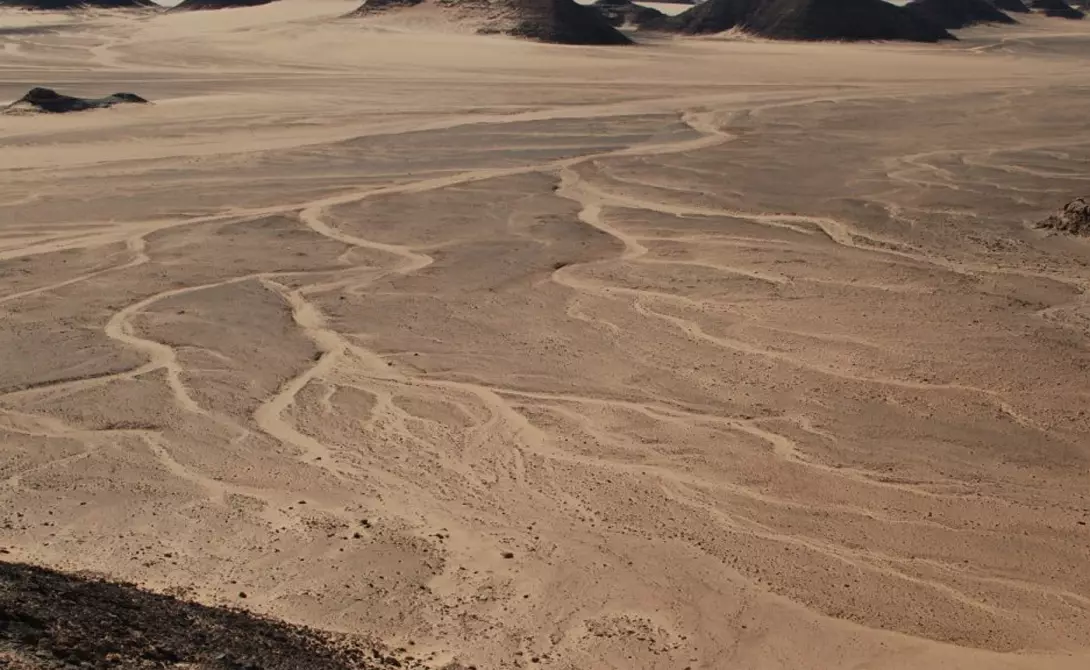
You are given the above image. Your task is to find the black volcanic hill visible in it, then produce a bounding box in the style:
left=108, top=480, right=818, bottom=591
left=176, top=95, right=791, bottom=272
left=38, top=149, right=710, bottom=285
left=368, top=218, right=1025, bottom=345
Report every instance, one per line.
left=0, top=0, right=153, bottom=8
left=992, top=0, right=1031, bottom=12
left=906, top=0, right=1017, bottom=28
left=173, top=0, right=276, bottom=9
left=593, top=0, right=666, bottom=27
left=1030, top=0, right=1085, bottom=16
left=3, top=87, right=149, bottom=113
left=352, top=0, right=633, bottom=45
left=661, top=0, right=954, bottom=41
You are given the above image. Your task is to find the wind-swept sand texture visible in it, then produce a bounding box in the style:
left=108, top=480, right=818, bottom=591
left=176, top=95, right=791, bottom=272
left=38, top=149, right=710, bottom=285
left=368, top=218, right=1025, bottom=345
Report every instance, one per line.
left=1, top=2, right=1090, bottom=669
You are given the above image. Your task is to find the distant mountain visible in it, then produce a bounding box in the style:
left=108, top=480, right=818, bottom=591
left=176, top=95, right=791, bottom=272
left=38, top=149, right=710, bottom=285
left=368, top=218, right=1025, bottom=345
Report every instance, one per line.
left=593, top=0, right=666, bottom=27
left=0, top=0, right=153, bottom=8
left=906, top=0, right=1017, bottom=28
left=172, top=0, right=276, bottom=9
left=4, top=87, right=149, bottom=114
left=992, top=0, right=1031, bottom=12
left=660, top=0, right=954, bottom=42
left=350, top=0, right=633, bottom=45
left=1029, top=0, right=1085, bottom=17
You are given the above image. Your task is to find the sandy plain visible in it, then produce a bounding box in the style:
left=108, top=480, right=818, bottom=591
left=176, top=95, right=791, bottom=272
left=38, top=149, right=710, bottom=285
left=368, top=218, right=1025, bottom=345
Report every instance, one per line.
left=1, top=2, right=1090, bottom=668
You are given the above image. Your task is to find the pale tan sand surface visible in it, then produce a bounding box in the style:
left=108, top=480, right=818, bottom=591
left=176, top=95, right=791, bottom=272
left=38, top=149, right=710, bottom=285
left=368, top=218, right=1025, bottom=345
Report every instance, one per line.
left=2, top=2, right=1090, bottom=668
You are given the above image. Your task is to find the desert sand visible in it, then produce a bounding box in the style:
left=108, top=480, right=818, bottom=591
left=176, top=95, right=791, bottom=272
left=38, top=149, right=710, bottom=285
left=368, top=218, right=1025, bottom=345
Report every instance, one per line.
left=2, top=1, right=1090, bottom=668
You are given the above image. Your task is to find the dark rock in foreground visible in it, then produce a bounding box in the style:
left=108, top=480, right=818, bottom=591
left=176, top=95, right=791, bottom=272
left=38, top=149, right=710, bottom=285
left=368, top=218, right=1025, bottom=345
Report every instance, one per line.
left=1037, top=197, right=1090, bottom=235
left=351, top=0, right=632, bottom=45
left=0, top=0, right=152, bottom=8
left=173, top=0, right=277, bottom=9
left=660, top=0, right=955, bottom=42
left=1030, top=0, right=1085, bottom=17
left=3, top=87, right=149, bottom=114
left=593, top=0, right=666, bottom=27
left=906, top=0, right=1017, bottom=28
left=0, top=561, right=396, bottom=669
left=992, top=0, right=1031, bottom=12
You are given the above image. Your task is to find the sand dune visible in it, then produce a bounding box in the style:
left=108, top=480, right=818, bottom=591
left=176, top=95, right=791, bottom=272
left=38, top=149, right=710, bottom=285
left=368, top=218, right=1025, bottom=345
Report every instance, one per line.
left=1, top=1, right=1090, bottom=668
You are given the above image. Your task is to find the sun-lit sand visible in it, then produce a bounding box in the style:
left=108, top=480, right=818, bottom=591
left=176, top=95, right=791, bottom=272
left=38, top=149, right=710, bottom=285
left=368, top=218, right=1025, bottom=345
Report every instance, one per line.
left=2, top=1, right=1090, bottom=668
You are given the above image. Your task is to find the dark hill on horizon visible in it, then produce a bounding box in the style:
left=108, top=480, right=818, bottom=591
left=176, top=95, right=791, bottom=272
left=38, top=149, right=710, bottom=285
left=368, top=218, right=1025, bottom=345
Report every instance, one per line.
left=906, top=0, right=1017, bottom=28
left=3, top=87, right=149, bottom=113
left=593, top=0, right=666, bottom=27
left=992, top=0, right=1031, bottom=12
left=351, top=0, right=633, bottom=45
left=0, top=0, right=152, bottom=8
left=659, top=0, right=954, bottom=42
left=172, top=0, right=277, bottom=9
left=1030, top=0, right=1085, bottom=16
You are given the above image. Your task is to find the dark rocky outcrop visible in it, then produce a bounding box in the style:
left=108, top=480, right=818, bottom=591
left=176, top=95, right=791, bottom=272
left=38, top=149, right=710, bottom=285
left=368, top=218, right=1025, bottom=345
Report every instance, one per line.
left=992, top=0, right=1031, bottom=12
left=1037, top=198, right=1090, bottom=235
left=660, top=0, right=954, bottom=42
left=906, top=0, right=1017, bottom=28
left=172, top=0, right=277, bottom=9
left=0, top=0, right=153, bottom=8
left=0, top=561, right=397, bottom=670
left=2, top=87, right=149, bottom=114
left=351, top=0, right=633, bottom=45
left=593, top=0, right=666, bottom=27
left=1030, top=0, right=1085, bottom=17
left=349, top=0, right=423, bottom=11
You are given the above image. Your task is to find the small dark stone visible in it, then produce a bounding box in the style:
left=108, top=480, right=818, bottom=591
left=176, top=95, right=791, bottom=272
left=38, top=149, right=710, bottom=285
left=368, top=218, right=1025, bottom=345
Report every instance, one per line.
left=501, top=551, right=515, bottom=559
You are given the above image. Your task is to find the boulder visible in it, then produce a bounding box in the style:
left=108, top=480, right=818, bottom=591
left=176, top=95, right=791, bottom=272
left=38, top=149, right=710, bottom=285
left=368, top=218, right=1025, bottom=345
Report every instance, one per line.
left=1037, top=198, right=1090, bottom=236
